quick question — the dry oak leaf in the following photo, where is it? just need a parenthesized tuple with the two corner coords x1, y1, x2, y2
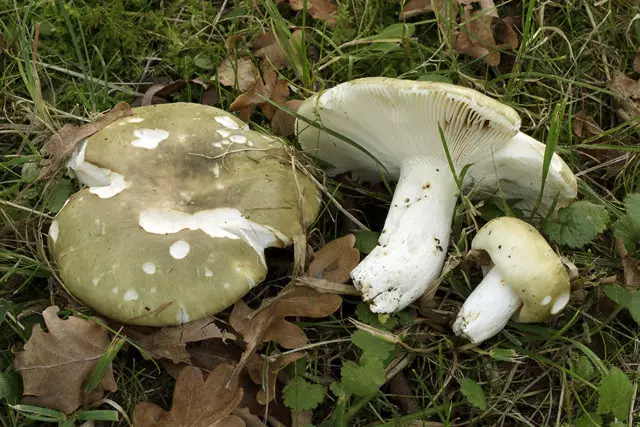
(287, 0, 338, 26)
(253, 29, 305, 70)
(13, 306, 117, 414)
(608, 71, 640, 132)
(307, 234, 360, 284)
(39, 102, 132, 179)
(271, 99, 303, 137)
(229, 286, 342, 378)
(399, 0, 435, 20)
(230, 68, 293, 123)
(132, 317, 236, 363)
(574, 110, 603, 139)
(218, 58, 260, 92)
(246, 352, 303, 404)
(133, 364, 245, 427)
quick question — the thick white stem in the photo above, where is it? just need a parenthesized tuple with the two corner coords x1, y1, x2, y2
(452, 267, 522, 344)
(350, 159, 459, 313)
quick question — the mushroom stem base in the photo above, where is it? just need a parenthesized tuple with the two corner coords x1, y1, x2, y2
(452, 267, 522, 344)
(350, 159, 459, 313)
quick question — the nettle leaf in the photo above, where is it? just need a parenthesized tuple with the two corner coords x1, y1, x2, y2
(355, 303, 398, 330)
(575, 413, 602, 427)
(354, 230, 380, 255)
(602, 284, 632, 306)
(351, 330, 395, 362)
(460, 378, 487, 410)
(627, 291, 640, 325)
(340, 358, 386, 397)
(597, 367, 633, 422)
(283, 377, 324, 413)
(45, 179, 74, 213)
(614, 193, 640, 252)
(544, 201, 610, 248)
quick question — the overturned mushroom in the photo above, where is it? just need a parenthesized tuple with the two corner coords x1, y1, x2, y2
(48, 103, 320, 326)
(452, 217, 571, 344)
(295, 77, 576, 313)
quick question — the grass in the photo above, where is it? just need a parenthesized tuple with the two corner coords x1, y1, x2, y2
(1, 0, 640, 426)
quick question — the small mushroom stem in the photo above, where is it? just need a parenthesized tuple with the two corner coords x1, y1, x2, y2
(452, 267, 522, 344)
(350, 159, 459, 313)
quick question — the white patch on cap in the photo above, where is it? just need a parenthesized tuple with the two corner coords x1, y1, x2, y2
(123, 289, 139, 301)
(550, 292, 570, 315)
(142, 262, 156, 275)
(229, 134, 247, 144)
(541, 295, 552, 306)
(247, 141, 255, 147)
(212, 164, 220, 178)
(221, 139, 231, 145)
(49, 220, 59, 243)
(169, 240, 191, 259)
(67, 140, 130, 198)
(217, 129, 231, 138)
(112, 287, 119, 294)
(205, 268, 213, 277)
(138, 207, 287, 266)
(127, 117, 145, 123)
(215, 116, 240, 129)
(89, 173, 130, 198)
(150, 287, 157, 293)
(223, 283, 231, 289)
(178, 307, 190, 324)
(131, 128, 169, 149)
(213, 142, 223, 148)
(178, 134, 187, 142)
(215, 183, 225, 190)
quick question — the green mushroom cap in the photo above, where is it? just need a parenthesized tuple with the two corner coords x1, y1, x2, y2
(48, 103, 320, 326)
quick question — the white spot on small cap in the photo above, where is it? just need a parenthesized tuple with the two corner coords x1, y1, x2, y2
(131, 128, 169, 149)
(170, 240, 190, 259)
(215, 116, 240, 129)
(229, 134, 247, 144)
(178, 134, 187, 142)
(112, 287, 119, 294)
(205, 268, 213, 278)
(213, 142, 223, 148)
(212, 164, 220, 178)
(127, 117, 144, 123)
(223, 283, 231, 289)
(217, 129, 231, 138)
(49, 220, 59, 243)
(541, 295, 552, 306)
(550, 292, 570, 315)
(178, 307, 189, 324)
(142, 262, 156, 275)
(124, 289, 139, 301)
(150, 287, 157, 293)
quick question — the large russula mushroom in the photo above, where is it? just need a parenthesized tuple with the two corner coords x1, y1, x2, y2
(48, 103, 320, 326)
(452, 217, 571, 344)
(295, 77, 577, 313)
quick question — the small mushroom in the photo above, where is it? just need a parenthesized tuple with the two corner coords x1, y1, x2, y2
(452, 217, 571, 344)
(48, 103, 320, 326)
(295, 77, 577, 313)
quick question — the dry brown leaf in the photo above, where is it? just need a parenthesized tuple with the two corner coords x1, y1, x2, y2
(271, 99, 302, 137)
(574, 110, 603, 139)
(616, 238, 640, 286)
(133, 364, 244, 427)
(232, 407, 268, 427)
(399, 0, 435, 20)
(295, 276, 361, 295)
(13, 306, 117, 414)
(246, 353, 303, 404)
(453, 6, 500, 66)
(288, 0, 338, 26)
(253, 29, 305, 70)
(261, 79, 290, 120)
(229, 286, 342, 378)
(608, 71, 640, 130)
(218, 58, 260, 92)
(229, 68, 294, 123)
(133, 317, 236, 363)
(307, 234, 360, 284)
(634, 46, 640, 74)
(39, 102, 132, 179)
